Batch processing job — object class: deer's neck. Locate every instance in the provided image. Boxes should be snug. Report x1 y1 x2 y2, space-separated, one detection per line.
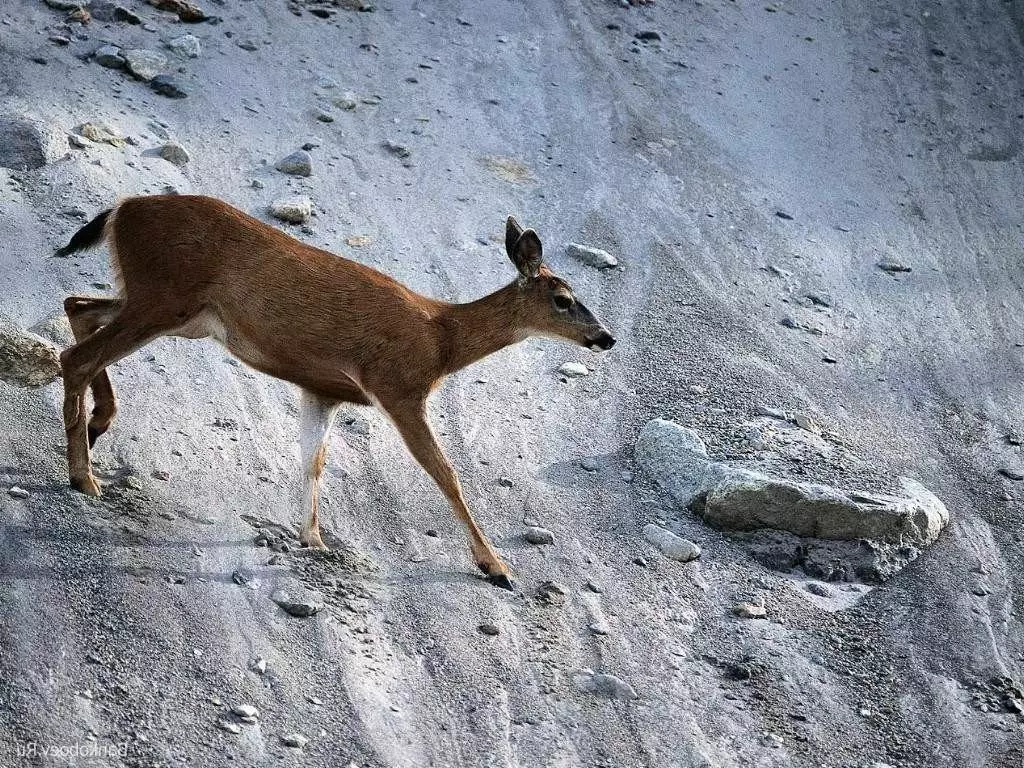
438 281 524 376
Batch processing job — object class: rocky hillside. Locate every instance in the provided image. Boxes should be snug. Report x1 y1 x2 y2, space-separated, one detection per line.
1 0 1023 766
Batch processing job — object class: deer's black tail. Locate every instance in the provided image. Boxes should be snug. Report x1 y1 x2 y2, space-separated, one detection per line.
54 209 112 257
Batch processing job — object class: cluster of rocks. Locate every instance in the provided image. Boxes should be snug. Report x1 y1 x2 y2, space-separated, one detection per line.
635 419 950 581
970 676 1024 716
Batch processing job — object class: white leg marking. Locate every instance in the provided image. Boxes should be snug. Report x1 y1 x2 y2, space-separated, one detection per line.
298 390 340 548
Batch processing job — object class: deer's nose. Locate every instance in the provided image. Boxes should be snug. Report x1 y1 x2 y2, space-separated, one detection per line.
589 331 616 351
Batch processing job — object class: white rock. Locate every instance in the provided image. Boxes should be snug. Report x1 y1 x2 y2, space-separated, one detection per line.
733 601 767 619
558 361 589 377
565 242 618 269
524 526 554 545
642 524 701 562
574 669 637 699
159 143 189 166
124 49 167 81
269 196 313 224
167 33 201 59
0 315 61 388
8 487 29 499
281 733 309 749
231 704 260 721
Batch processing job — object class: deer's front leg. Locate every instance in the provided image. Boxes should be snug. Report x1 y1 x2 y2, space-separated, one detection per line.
382 397 513 590
297 390 340 550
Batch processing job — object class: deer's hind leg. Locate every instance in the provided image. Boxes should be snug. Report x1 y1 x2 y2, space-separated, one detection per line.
297 390 340 550
61 304 177 496
64 296 123 447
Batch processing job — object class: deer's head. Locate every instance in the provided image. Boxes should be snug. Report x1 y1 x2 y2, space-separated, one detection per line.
506 216 616 352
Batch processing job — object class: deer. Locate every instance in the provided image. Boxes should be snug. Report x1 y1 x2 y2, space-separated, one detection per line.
54 195 615 590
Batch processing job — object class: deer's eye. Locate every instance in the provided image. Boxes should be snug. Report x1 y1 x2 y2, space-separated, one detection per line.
553 294 573 311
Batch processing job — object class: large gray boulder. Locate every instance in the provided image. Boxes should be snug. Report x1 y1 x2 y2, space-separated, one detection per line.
0 315 62 388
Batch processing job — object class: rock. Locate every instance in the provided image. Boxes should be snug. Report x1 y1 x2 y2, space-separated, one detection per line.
999 468 1024 481
805 581 833 597
733 601 767 619
90 2 141 23
152 469 170 481
535 581 569 605
878 261 912 273
75 121 125 147
574 670 637 699
275 150 313 177
643 524 701 562
269 196 313 224
565 242 618 269
8 487 29 499
124 49 167 81
94 45 125 68
218 720 241 734
44 0 81 9
478 623 500 636
158 143 189 166
634 30 662 42
0 316 62 388
580 457 600 472
382 140 411 158
497 477 514 488
231 704 259 723
0 116 65 170
148 0 208 22
281 733 309 749
167 33 201 59
634 419 731 509
774 210 794 220
150 76 187 98
524 526 554 545
558 361 589 377
271 589 322 617
30 312 73 346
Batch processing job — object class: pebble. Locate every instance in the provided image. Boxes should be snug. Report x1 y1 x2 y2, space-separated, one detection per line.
124 49 167 81
159 143 190 166
535 581 569 604
94 45 125 68
167 33 201 59
565 242 618 269
733 601 767 619
805 582 833 597
574 670 637 699
524 526 555 545
634 30 662 42
150 76 187 98
272 589 323 617
497 477 514 487
269 196 313 224
280 733 309 749
878 261 912 273
231 704 260 722
7 486 29 499
558 361 589 377
584 580 603 594
580 457 600 472
478 623 500 636
218 720 241 734
642 524 701 562
382 140 411 158
275 149 313 177
152 469 170 481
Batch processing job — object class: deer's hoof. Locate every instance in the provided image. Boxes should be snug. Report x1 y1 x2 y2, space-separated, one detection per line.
487 573 515 592
299 532 329 551
70 475 101 497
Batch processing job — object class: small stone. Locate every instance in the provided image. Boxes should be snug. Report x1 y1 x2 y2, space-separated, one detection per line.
7 487 29 499
733 601 767 619
150 75 188 98
793 413 822 434
158 143 189 166
558 361 589 377
535 581 569 604
478 623 500 636
90 2 142 23
382 140 411 158
275 149 313 177
425 528 438 537
574 670 637 699
0 316 62 388
124 475 143 490
152 469 170 481
94 45 125 68
588 622 610 635
232 704 259 720
269 196 313 224
805 582 833 597
580 457 600 472
999 468 1024 481
634 30 662 42
774 210 794 220
167 33 201 59
524 526 555 545
584 580 603 593
497 477 514 488
642 524 701 562
251 657 267 674
124 49 167 81
972 584 991 596
272 589 323 617
565 242 618 269
281 733 309 749
754 405 788 420
218 720 241 734
878 261 912 273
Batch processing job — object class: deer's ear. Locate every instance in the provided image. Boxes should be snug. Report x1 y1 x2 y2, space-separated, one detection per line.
505 216 525 259
508 228 543 279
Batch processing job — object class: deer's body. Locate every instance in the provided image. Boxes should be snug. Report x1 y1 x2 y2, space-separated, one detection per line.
57 195 614 589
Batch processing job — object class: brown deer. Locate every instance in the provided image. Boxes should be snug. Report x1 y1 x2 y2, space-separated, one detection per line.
55 195 615 590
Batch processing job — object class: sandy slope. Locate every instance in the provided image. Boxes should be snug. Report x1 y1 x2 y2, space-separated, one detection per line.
1 0 1023 765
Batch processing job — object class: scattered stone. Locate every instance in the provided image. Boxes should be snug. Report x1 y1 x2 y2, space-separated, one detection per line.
634 30 662 42
167 33 201 59
0 116 66 170
754 405 788 420
7 487 29 499
580 457 600 472
332 92 358 110
281 733 309 749
271 589 323 617
218 720 241 734
574 669 637 699
75 121 125 146
497 477 514 488
589 621 610 635
805 581 833 597
382 140 411 158
793 413 822 434
231 704 260 723
0 315 62 388
148 0 208 23
94 45 126 68
558 361 589 377
535 581 569 605
775 210 794 220
565 242 618 269
733 601 767 619
478 623 500 636
269 196 313 224
275 149 313 176
584 580 603 593
44 0 81 9
150 75 187 98
158 143 189 166
345 235 371 248
124 49 167 81
999 468 1024 481
524 526 555 545
152 469 170 481
90 2 141 23
878 261 912 274
643 524 701 562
